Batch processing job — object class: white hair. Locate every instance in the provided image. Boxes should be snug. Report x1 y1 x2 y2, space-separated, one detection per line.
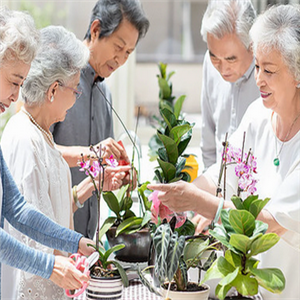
0 7 39 65
250 4 300 81
22 25 90 105
201 0 256 50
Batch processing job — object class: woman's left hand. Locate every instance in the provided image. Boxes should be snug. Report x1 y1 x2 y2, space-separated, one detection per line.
102 165 131 191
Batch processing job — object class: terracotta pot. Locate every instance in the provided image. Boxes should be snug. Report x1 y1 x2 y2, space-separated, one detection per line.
160 282 210 300
106 227 152 262
85 275 123 300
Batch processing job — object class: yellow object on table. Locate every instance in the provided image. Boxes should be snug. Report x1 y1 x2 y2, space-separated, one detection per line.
183 155 199 182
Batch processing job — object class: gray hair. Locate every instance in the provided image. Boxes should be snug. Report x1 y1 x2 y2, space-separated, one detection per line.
0 7 40 65
22 25 90 106
201 0 256 50
250 4 300 82
84 0 149 43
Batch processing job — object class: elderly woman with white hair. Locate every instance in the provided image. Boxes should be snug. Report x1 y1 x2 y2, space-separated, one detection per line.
148 4 300 299
1 24 130 299
0 7 95 300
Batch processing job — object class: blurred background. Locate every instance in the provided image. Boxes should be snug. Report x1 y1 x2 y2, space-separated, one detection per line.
1 0 299 177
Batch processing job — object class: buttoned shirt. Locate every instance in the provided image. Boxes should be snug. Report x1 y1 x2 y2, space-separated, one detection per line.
200 50 260 170
52 63 114 238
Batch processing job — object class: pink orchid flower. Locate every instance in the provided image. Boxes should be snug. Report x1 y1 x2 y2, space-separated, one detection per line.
106 155 118 168
149 190 186 228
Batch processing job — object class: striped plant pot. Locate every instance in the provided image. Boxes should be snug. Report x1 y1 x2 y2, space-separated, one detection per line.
86 275 123 300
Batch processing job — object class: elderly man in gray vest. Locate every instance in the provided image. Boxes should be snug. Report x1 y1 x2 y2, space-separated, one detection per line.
52 0 149 239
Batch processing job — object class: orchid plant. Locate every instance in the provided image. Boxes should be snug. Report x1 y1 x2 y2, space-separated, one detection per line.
202 133 285 300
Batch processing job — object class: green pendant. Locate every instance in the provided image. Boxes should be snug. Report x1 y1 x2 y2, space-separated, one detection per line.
273 158 280 166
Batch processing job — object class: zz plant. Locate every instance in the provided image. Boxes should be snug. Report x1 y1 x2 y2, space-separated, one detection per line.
202 195 285 299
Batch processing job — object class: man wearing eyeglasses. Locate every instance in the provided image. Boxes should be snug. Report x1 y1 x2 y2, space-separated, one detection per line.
51 0 149 239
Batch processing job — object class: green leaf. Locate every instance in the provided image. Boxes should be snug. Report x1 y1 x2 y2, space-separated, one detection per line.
249 198 270 219
220 209 236 235
104 244 125 263
218 267 239 286
230 234 251 254
157 147 168 162
157 132 178 164
249 233 280 256
102 192 120 217
215 283 233 300
157 158 176 183
174 95 186 119
177 135 192 156
160 108 176 130
184 238 210 263
231 273 258 296
99 217 116 240
107 259 129 287
166 233 185 281
175 257 188 290
153 224 172 283
252 220 268 236
141 210 152 227
137 181 152 211
170 124 192 145
229 210 255 237
231 196 244 210
243 194 259 211
116 216 143 236
250 267 285 293
175 218 195 237
209 225 233 251
224 250 242 269
121 196 133 212
158 77 171 99
175 156 186 176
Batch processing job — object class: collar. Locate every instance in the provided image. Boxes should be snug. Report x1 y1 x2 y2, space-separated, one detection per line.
81 63 105 84
235 58 256 84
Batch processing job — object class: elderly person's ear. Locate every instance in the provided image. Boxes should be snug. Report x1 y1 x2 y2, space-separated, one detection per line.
90 19 101 41
47 81 59 103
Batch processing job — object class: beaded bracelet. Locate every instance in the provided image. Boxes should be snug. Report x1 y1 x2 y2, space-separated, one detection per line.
73 185 84 209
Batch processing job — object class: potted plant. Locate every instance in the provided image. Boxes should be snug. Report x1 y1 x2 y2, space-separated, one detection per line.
201 135 286 300
86 243 129 299
78 146 129 299
148 62 196 183
138 220 217 300
100 182 153 262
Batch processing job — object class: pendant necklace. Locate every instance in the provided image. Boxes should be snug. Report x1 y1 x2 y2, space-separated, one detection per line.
273 111 300 166
21 107 55 147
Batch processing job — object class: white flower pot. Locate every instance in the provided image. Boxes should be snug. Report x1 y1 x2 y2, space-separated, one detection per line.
160 283 210 300
86 275 123 300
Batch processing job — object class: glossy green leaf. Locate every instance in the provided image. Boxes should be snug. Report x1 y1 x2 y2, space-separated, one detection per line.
157 147 168 162
158 77 171 99
220 209 236 235
137 266 162 296
249 198 270 219
116 216 143 236
230 234 251 254
166 233 185 281
104 244 125 263
99 217 116 240
231 196 244 210
218 268 239 286
157 158 176 183
174 95 186 119
250 267 285 293
252 220 268 237
249 233 280 256
177 135 192 156
153 224 171 283
229 210 255 237
108 259 129 287
224 250 242 269
137 181 152 211
170 124 192 145
175 218 195 237
102 192 120 216
160 108 176 130
243 194 259 211
157 132 178 164
215 283 233 300
231 273 258 296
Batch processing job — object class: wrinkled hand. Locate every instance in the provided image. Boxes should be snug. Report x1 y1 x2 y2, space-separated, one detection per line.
49 255 89 290
122 167 137 190
94 138 130 162
102 165 131 191
147 181 200 213
192 214 211 235
77 237 95 256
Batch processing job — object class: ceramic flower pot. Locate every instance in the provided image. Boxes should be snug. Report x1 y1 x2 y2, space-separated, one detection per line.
85 275 123 300
106 227 152 262
160 282 210 300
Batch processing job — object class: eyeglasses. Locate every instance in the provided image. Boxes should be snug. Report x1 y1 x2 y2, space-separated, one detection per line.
58 81 82 99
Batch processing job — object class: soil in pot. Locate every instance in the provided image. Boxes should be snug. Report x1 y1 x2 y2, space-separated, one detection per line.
161 282 208 292
106 227 152 262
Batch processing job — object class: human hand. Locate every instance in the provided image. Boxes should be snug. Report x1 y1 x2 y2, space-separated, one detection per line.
49 255 89 290
94 138 130 163
147 181 200 213
191 214 211 235
122 167 137 190
102 165 131 191
78 237 95 256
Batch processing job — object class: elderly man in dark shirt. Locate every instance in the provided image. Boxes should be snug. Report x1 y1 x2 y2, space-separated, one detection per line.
52 0 149 238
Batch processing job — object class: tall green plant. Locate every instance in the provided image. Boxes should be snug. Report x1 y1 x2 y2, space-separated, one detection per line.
148 62 194 183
